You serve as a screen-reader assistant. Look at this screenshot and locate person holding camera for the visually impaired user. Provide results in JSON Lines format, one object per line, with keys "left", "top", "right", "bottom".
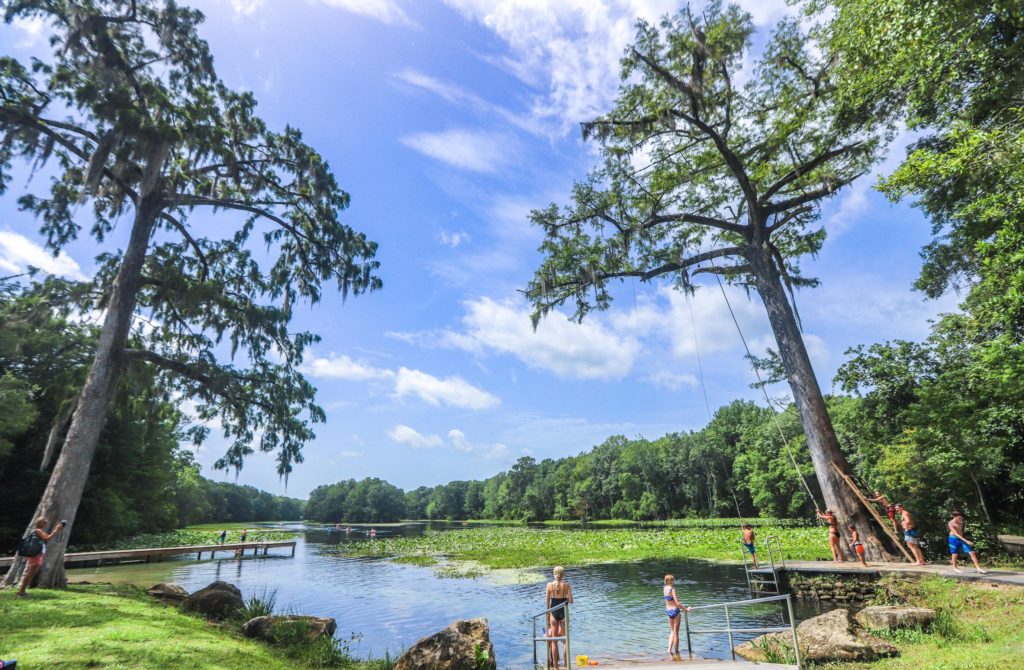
{"left": 16, "top": 517, "right": 67, "bottom": 597}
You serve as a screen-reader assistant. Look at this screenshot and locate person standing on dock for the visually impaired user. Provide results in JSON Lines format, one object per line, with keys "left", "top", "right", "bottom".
{"left": 545, "top": 566, "right": 573, "bottom": 669}
{"left": 218, "top": 529, "right": 227, "bottom": 545}
{"left": 867, "top": 490, "right": 901, "bottom": 535}
{"left": 742, "top": 524, "right": 759, "bottom": 568}
{"left": 817, "top": 510, "right": 845, "bottom": 563}
{"left": 847, "top": 525, "right": 868, "bottom": 567}
{"left": 663, "top": 574, "right": 691, "bottom": 656}
{"left": 948, "top": 511, "right": 987, "bottom": 574}
{"left": 894, "top": 504, "right": 926, "bottom": 566}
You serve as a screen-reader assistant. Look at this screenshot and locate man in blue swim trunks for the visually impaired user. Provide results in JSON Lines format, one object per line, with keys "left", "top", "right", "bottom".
{"left": 895, "top": 504, "right": 926, "bottom": 566}
{"left": 948, "top": 510, "right": 987, "bottom": 573}
{"left": 742, "top": 524, "right": 759, "bottom": 568}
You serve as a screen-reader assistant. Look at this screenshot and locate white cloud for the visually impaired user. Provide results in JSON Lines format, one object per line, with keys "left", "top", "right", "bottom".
{"left": 0, "top": 231, "right": 87, "bottom": 280}
{"left": 645, "top": 370, "right": 699, "bottom": 390}
{"left": 393, "top": 367, "right": 500, "bottom": 409}
{"left": 450, "top": 297, "right": 640, "bottom": 379}
{"left": 318, "top": 0, "right": 412, "bottom": 25}
{"left": 227, "top": 0, "right": 264, "bottom": 15}
{"left": 448, "top": 428, "right": 508, "bottom": 459}
{"left": 388, "top": 424, "right": 444, "bottom": 448}
{"left": 438, "top": 230, "right": 471, "bottom": 248}
{"left": 400, "top": 130, "right": 516, "bottom": 173}
{"left": 302, "top": 354, "right": 395, "bottom": 381}
{"left": 442, "top": 1, "right": 797, "bottom": 132}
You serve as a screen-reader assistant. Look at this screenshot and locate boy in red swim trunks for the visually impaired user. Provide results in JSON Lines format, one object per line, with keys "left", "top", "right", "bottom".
{"left": 847, "top": 525, "right": 868, "bottom": 567}
{"left": 866, "top": 490, "right": 900, "bottom": 534}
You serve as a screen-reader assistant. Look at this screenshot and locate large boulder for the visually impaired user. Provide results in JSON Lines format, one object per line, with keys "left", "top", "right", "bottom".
{"left": 855, "top": 606, "right": 936, "bottom": 631}
{"left": 145, "top": 582, "right": 189, "bottom": 604}
{"left": 394, "top": 619, "right": 496, "bottom": 670}
{"left": 183, "top": 581, "right": 244, "bottom": 619}
{"left": 735, "top": 608, "right": 897, "bottom": 663}
{"left": 242, "top": 615, "right": 337, "bottom": 643}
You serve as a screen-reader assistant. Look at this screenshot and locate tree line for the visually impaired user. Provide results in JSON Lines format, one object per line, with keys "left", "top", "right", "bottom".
{"left": 0, "top": 281, "right": 303, "bottom": 550}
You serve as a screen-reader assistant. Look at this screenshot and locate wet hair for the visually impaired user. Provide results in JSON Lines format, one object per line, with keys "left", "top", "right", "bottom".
{"left": 553, "top": 566, "right": 564, "bottom": 582}
{"left": 847, "top": 525, "right": 856, "bottom": 531}
{"left": 34, "top": 517, "right": 47, "bottom": 529}
{"left": 664, "top": 574, "right": 674, "bottom": 585}
{"left": 826, "top": 510, "right": 835, "bottom": 516}
{"left": 742, "top": 523, "right": 753, "bottom": 529}
{"left": 873, "top": 490, "right": 882, "bottom": 496}
{"left": 952, "top": 510, "right": 963, "bottom": 517}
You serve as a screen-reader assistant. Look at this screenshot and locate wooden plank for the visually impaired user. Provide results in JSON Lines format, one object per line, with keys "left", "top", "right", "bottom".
{"left": 829, "top": 462, "right": 914, "bottom": 563}
{"left": 0, "top": 541, "right": 296, "bottom": 569}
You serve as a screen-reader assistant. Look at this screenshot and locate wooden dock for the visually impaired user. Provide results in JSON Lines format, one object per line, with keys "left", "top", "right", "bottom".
{"left": 749, "top": 560, "right": 1024, "bottom": 587}
{"left": 0, "top": 540, "right": 297, "bottom": 569}
{"left": 580, "top": 659, "right": 796, "bottom": 669}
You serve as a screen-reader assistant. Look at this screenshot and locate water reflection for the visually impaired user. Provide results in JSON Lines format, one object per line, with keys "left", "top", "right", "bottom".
{"left": 68, "top": 522, "right": 832, "bottom": 667}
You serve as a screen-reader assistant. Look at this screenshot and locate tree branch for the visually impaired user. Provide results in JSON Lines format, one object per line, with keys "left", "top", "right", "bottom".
{"left": 764, "top": 172, "right": 865, "bottom": 214}
{"left": 760, "top": 142, "right": 864, "bottom": 203}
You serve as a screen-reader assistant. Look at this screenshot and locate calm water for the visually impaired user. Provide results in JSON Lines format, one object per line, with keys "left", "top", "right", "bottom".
{"left": 68, "top": 523, "right": 830, "bottom": 667}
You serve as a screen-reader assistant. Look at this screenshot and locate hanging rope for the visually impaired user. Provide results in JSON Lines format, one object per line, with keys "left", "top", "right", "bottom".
{"left": 706, "top": 258, "right": 822, "bottom": 512}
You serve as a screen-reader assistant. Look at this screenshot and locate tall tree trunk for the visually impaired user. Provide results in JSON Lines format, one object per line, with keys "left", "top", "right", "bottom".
{"left": 1, "top": 192, "right": 162, "bottom": 589}
{"left": 747, "top": 240, "right": 901, "bottom": 561}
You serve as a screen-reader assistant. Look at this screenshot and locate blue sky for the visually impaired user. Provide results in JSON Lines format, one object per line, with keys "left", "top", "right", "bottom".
{"left": 0, "top": 0, "right": 956, "bottom": 498}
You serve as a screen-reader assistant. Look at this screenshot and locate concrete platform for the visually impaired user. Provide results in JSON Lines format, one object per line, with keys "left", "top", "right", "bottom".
{"left": 749, "top": 561, "right": 1024, "bottom": 587}
{"left": 564, "top": 659, "right": 796, "bottom": 669}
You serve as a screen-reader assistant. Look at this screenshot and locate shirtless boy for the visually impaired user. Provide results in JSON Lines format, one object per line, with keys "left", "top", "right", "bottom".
{"left": 866, "top": 490, "right": 900, "bottom": 534}
{"left": 895, "top": 504, "right": 926, "bottom": 566}
{"left": 742, "top": 524, "right": 759, "bottom": 568}
{"left": 948, "top": 510, "right": 986, "bottom": 573}
{"left": 847, "top": 525, "right": 868, "bottom": 567}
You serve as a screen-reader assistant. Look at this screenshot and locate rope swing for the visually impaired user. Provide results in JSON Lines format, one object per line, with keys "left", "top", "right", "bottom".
{"left": 701, "top": 258, "right": 823, "bottom": 513}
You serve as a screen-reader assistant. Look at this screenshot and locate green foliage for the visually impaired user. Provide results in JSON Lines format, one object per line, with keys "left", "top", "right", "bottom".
{"left": 238, "top": 587, "right": 278, "bottom": 621}
{"left": 0, "top": 0, "right": 381, "bottom": 478}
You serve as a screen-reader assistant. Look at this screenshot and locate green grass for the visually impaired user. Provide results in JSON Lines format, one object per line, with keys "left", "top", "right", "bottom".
{"left": 811, "top": 577, "right": 1024, "bottom": 670}
{"left": 329, "top": 524, "right": 827, "bottom": 569}
{"left": 0, "top": 584, "right": 391, "bottom": 669}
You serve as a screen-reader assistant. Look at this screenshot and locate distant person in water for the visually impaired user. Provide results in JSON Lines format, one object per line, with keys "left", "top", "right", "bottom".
{"left": 895, "top": 504, "right": 926, "bottom": 566}
{"left": 817, "top": 509, "right": 844, "bottom": 562}
{"left": 663, "top": 574, "right": 691, "bottom": 656}
{"left": 218, "top": 529, "right": 227, "bottom": 544}
{"left": 847, "top": 525, "right": 868, "bottom": 567}
{"left": 948, "top": 510, "right": 986, "bottom": 573}
{"left": 867, "top": 490, "right": 900, "bottom": 535}
{"left": 741, "top": 524, "right": 759, "bottom": 568}
{"left": 545, "top": 566, "right": 573, "bottom": 668}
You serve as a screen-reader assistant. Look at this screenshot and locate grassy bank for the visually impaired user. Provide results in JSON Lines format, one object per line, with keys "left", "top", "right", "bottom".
{"left": 816, "top": 577, "right": 1024, "bottom": 670}
{"left": 331, "top": 524, "right": 827, "bottom": 568}
{"left": 0, "top": 584, "right": 389, "bottom": 669}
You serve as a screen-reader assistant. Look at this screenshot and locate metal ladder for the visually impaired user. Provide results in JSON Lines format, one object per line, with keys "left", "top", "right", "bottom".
{"left": 531, "top": 602, "right": 570, "bottom": 670}
{"left": 683, "top": 593, "right": 802, "bottom": 668}
{"left": 741, "top": 534, "right": 786, "bottom": 596}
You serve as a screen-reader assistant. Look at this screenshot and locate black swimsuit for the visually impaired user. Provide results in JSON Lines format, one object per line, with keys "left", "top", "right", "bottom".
{"left": 549, "top": 596, "right": 568, "bottom": 621}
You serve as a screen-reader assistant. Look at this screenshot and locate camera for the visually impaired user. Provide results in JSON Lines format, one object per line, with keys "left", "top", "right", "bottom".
{"left": 60, "top": 520, "right": 68, "bottom": 527}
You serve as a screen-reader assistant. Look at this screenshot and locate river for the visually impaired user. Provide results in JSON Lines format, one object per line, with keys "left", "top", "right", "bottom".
{"left": 68, "top": 522, "right": 831, "bottom": 667}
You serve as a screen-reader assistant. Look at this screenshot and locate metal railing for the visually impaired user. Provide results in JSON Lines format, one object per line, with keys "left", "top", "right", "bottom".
{"left": 531, "top": 602, "right": 570, "bottom": 670}
{"left": 683, "top": 593, "right": 801, "bottom": 668}
{"left": 741, "top": 535, "right": 786, "bottom": 596}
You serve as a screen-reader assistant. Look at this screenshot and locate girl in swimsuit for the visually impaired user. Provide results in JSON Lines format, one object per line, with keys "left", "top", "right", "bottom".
{"left": 546, "top": 566, "right": 573, "bottom": 668}
{"left": 663, "top": 574, "right": 690, "bottom": 655}
{"left": 816, "top": 509, "right": 844, "bottom": 563}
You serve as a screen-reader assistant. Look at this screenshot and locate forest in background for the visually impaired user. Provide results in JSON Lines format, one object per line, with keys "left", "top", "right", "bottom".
{"left": 0, "top": 279, "right": 303, "bottom": 550}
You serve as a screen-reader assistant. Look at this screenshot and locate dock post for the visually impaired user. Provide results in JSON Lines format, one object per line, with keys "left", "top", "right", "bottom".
{"left": 211, "top": 550, "right": 216, "bottom": 559}
{"left": 291, "top": 543, "right": 295, "bottom": 557}
{"left": 197, "top": 551, "right": 202, "bottom": 560}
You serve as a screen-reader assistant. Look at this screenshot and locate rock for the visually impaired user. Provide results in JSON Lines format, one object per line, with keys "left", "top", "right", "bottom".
{"left": 146, "top": 582, "right": 189, "bottom": 603}
{"left": 855, "top": 606, "right": 936, "bottom": 631}
{"left": 183, "top": 581, "right": 244, "bottom": 619}
{"left": 242, "top": 615, "right": 337, "bottom": 643}
{"left": 394, "top": 618, "right": 496, "bottom": 670}
{"left": 735, "top": 609, "right": 898, "bottom": 663}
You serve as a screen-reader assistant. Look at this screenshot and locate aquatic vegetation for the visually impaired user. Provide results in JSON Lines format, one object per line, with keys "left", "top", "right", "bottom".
{"left": 328, "top": 524, "right": 828, "bottom": 569}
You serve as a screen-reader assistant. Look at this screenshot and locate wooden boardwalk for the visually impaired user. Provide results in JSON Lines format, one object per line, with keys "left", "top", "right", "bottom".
{"left": 573, "top": 659, "right": 796, "bottom": 669}
{"left": 0, "top": 540, "right": 297, "bottom": 569}
{"left": 749, "top": 560, "right": 1024, "bottom": 587}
